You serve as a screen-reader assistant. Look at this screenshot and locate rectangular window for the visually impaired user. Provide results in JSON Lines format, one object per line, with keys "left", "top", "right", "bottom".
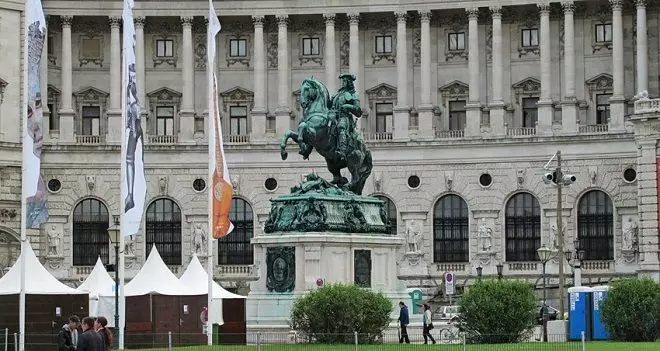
{"left": 449, "top": 100, "right": 466, "bottom": 131}
{"left": 375, "top": 35, "right": 393, "bottom": 54}
{"left": 448, "top": 32, "right": 466, "bottom": 51}
{"left": 81, "top": 38, "right": 102, "bottom": 59}
{"left": 375, "top": 103, "right": 393, "bottom": 133}
{"left": 521, "top": 28, "right": 539, "bottom": 47}
{"left": 230, "top": 106, "right": 248, "bottom": 135}
{"left": 302, "top": 37, "right": 320, "bottom": 56}
{"left": 81, "top": 106, "right": 100, "bottom": 136}
{"left": 595, "top": 23, "right": 612, "bottom": 43}
{"left": 596, "top": 94, "right": 611, "bottom": 125}
{"left": 47, "top": 35, "right": 55, "bottom": 55}
{"left": 156, "top": 106, "right": 175, "bottom": 136}
{"left": 156, "top": 39, "right": 174, "bottom": 57}
{"left": 229, "top": 39, "right": 247, "bottom": 57}
{"left": 47, "top": 103, "right": 59, "bottom": 131}
{"left": 522, "top": 97, "right": 539, "bottom": 128}
{"left": 354, "top": 250, "right": 371, "bottom": 288}
{"left": 194, "top": 116, "right": 205, "bottom": 134}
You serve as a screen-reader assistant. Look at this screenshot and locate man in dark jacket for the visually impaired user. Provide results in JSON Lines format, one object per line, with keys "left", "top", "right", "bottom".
{"left": 398, "top": 301, "right": 410, "bottom": 344}
{"left": 77, "top": 317, "right": 102, "bottom": 351}
{"left": 57, "top": 315, "right": 80, "bottom": 351}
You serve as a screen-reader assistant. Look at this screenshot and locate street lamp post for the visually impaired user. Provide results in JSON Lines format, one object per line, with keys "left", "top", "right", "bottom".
{"left": 537, "top": 245, "right": 554, "bottom": 343}
{"left": 476, "top": 266, "right": 483, "bottom": 279}
{"left": 107, "top": 215, "right": 120, "bottom": 345}
{"left": 496, "top": 263, "right": 503, "bottom": 280}
{"left": 564, "top": 239, "right": 585, "bottom": 288}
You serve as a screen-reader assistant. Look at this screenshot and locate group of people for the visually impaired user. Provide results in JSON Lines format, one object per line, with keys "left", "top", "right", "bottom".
{"left": 57, "top": 315, "right": 112, "bottom": 351}
{"left": 398, "top": 302, "right": 437, "bottom": 344}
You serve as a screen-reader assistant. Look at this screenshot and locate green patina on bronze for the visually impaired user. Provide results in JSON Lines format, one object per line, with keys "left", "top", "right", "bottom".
{"left": 266, "top": 246, "right": 296, "bottom": 293}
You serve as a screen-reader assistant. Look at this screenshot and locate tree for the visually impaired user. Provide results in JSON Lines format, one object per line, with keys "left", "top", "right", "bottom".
{"left": 290, "top": 283, "right": 392, "bottom": 343}
{"left": 456, "top": 279, "right": 536, "bottom": 343}
{"left": 600, "top": 278, "right": 660, "bottom": 342}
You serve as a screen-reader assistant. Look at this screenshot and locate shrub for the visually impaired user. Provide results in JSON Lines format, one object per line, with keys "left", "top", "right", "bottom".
{"left": 456, "top": 279, "right": 536, "bottom": 343}
{"left": 600, "top": 278, "right": 660, "bottom": 342}
{"left": 290, "top": 283, "right": 392, "bottom": 343}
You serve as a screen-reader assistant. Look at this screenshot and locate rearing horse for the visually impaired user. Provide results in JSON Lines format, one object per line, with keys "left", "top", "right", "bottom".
{"left": 280, "top": 78, "right": 372, "bottom": 195}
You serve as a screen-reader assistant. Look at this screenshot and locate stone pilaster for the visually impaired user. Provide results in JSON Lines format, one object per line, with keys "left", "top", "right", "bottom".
{"left": 251, "top": 15, "right": 267, "bottom": 143}
{"left": 41, "top": 24, "right": 50, "bottom": 139}
{"left": 636, "top": 0, "right": 648, "bottom": 94}
{"left": 609, "top": 0, "right": 626, "bottom": 131}
{"left": 323, "top": 14, "right": 337, "bottom": 94}
{"left": 417, "top": 10, "right": 434, "bottom": 139}
{"left": 275, "top": 15, "right": 290, "bottom": 135}
{"left": 537, "top": 3, "right": 553, "bottom": 136}
{"left": 562, "top": 1, "right": 578, "bottom": 134}
{"left": 59, "top": 15, "right": 75, "bottom": 143}
{"left": 465, "top": 8, "right": 481, "bottom": 137}
{"left": 393, "top": 11, "right": 409, "bottom": 141}
{"left": 489, "top": 6, "right": 505, "bottom": 136}
{"left": 180, "top": 16, "right": 196, "bottom": 143}
{"left": 135, "top": 17, "right": 146, "bottom": 113}
{"left": 348, "top": 12, "right": 361, "bottom": 131}
{"left": 107, "top": 17, "right": 122, "bottom": 143}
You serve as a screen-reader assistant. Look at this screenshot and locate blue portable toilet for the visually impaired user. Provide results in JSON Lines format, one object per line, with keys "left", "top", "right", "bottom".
{"left": 591, "top": 285, "right": 610, "bottom": 340}
{"left": 568, "top": 286, "right": 593, "bottom": 341}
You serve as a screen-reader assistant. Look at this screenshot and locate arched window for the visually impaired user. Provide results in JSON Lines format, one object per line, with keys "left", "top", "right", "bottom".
{"left": 146, "top": 198, "right": 182, "bottom": 266}
{"left": 433, "top": 194, "right": 469, "bottom": 263}
{"left": 0, "top": 231, "right": 20, "bottom": 274}
{"left": 373, "top": 195, "right": 397, "bottom": 235}
{"left": 218, "top": 197, "right": 254, "bottom": 265}
{"left": 73, "top": 198, "right": 109, "bottom": 266}
{"left": 505, "top": 192, "right": 541, "bottom": 262}
{"left": 577, "top": 190, "right": 614, "bottom": 261}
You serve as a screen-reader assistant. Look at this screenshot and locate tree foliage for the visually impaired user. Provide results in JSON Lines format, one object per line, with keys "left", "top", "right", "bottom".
{"left": 600, "top": 278, "right": 660, "bottom": 342}
{"left": 290, "top": 283, "right": 392, "bottom": 343}
{"left": 456, "top": 279, "right": 536, "bottom": 343}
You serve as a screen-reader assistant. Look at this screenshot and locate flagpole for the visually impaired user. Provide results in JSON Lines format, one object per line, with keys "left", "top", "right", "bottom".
{"left": 206, "top": 18, "right": 214, "bottom": 347}
{"left": 119, "top": 35, "right": 127, "bottom": 351}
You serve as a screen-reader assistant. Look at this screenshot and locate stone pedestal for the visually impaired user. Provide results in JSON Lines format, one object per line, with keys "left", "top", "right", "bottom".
{"left": 106, "top": 110, "right": 122, "bottom": 143}
{"left": 392, "top": 106, "right": 410, "bottom": 141}
{"left": 59, "top": 110, "right": 75, "bottom": 142}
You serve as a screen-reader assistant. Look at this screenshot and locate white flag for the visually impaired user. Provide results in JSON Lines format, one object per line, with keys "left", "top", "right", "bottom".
{"left": 121, "top": 0, "right": 146, "bottom": 236}
{"left": 208, "top": 0, "right": 234, "bottom": 239}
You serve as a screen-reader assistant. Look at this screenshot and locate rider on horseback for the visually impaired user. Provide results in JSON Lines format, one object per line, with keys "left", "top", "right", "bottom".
{"left": 329, "top": 73, "right": 362, "bottom": 162}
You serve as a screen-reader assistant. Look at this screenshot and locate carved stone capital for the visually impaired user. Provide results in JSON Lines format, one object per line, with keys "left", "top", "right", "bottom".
{"left": 323, "top": 13, "right": 336, "bottom": 26}
{"left": 276, "top": 14, "right": 289, "bottom": 27}
{"left": 418, "top": 10, "right": 431, "bottom": 23}
{"left": 636, "top": 0, "right": 647, "bottom": 8}
{"left": 609, "top": 0, "right": 624, "bottom": 10}
{"left": 109, "top": 17, "right": 122, "bottom": 28}
{"left": 466, "top": 7, "right": 480, "bottom": 20}
{"left": 490, "top": 6, "right": 502, "bottom": 19}
{"left": 347, "top": 12, "right": 360, "bottom": 25}
{"left": 134, "top": 16, "right": 146, "bottom": 28}
{"left": 61, "top": 15, "right": 73, "bottom": 27}
{"left": 394, "top": 11, "right": 408, "bottom": 23}
{"left": 561, "top": 1, "right": 575, "bottom": 13}
{"left": 252, "top": 15, "right": 264, "bottom": 27}
{"left": 181, "top": 16, "right": 194, "bottom": 27}
{"left": 538, "top": 2, "right": 551, "bottom": 15}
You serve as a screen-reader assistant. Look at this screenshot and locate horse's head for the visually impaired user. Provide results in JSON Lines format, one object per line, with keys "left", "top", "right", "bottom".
{"left": 300, "top": 78, "right": 329, "bottom": 112}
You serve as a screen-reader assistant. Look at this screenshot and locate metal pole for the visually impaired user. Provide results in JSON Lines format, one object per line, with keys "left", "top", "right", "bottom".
{"left": 4, "top": 328, "right": 7, "bottom": 351}
{"left": 556, "top": 150, "right": 566, "bottom": 320}
{"left": 114, "top": 242, "right": 119, "bottom": 348}
{"left": 168, "top": 331, "right": 172, "bottom": 351}
{"left": 12, "top": 333, "right": 16, "bottom": 351}
{"left": 581, "top": 331, "right": 586, "bottom": 351}
{"left": 542, "top": 261, "right": 548, "bottom": 343}
{"left": 354, "top": 331, "right": 358, "bottom": 351}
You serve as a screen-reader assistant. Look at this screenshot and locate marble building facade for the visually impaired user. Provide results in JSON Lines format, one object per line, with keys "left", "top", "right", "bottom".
{"left": 0, "top": 0, "right": 659, "bottom": 299}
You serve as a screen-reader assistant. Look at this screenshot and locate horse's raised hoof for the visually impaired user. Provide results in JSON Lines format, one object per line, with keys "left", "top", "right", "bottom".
{"left": 280, "top": 151, "right": 288, "bottom": 160}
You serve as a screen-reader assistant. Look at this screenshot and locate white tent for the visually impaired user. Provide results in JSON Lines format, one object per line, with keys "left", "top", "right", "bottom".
{"left": 125, "top": 245, "right": 197, "bottom": 296}
{"left": 0, "top": 243, "right": 85, "bottom": 295}
{"left": 179, "top": 255, "right": 246, "bottom": 325}
{"left": 78, "top": 258, "right": 116, "bottom": 326}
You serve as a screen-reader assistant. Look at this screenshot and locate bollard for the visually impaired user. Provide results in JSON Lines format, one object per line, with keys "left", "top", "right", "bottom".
{"left": 581, "top": 331, "right": 586, "bottom": 351}
{"left": 256, "top": 331, "right": 261, "bottom": 351}
{"left": 168, "top": 331, "right": 172, "bottom": 351}
{"left": 462, "top": 333, "right": 466, "bottom": 351}
{"left": 353, "top": 331, "right": 358, "bottom": 351}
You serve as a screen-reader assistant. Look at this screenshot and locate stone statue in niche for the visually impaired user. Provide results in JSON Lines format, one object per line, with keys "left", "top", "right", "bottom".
{"left": 622, "top": 216, "right": 638, "bottom": 251}
{"left": 124, "top": 235, "right": 136, "bottom": 256}
{"left": 191, "top": 222, "right": 208, "bottom": 256}
{"left": 86, "top": 176, "right": 95, "bottom": 193}
{"left": 159, "top": 176, "right": 168, "bottom": 195}
{"left": 478, "top": 218, "right": 492, "bottom": 252}
{"left": 406, "top": 220, "right": 421, "bottom": 253}
{"left": 46, "top": 224, "right": 61, "bottom": 256}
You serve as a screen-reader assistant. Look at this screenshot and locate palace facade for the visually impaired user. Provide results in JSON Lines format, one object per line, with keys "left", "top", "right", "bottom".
{"left": 0, "top": 0, "right": 659, "bottom": 301}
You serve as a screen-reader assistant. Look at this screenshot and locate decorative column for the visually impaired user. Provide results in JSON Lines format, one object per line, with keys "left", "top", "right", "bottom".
{"left": 562, "top": 2, "right": 578, "bottom": 133}
{"left": 41, "top": 23, "right": 50, "bottom": 138}
{"left": 58, "top": 15, "right": 75, "bottom": 142}
{"left": 324, "top": 14, "right": 337, "bottom": 93}
{"left": 489, "top": 6, "right": 505, "bottom": 136}
{"left": 107, "top": 17, "right": 122, "bottom": 143}
{"left": 609, "top": 0, "right": 625, "bottom": 131}
{"left": 275, "top": 15, "right": 290, "bottom": 135}
{"left": 179, "top": 16, "right": 195, "bottom": 143}
{"left": 537, "top": 3, "right": 553, "bottom": 136}
{"left": 348, "top": 12, "right": 362, "bottom": 131}
{"left": 393, "top": 11, "right": 409, "bottom": 141}
{"left": 465, "top": 7, "right": 481, "bottom": 137}
{"left": 417, "top": 10, "right": 434, "bottom": 139}
{"left": 251, "top": 15, "right": 267, "bottom": 143}
{"left": 636, "top": 0, "right": 648, "bottom": 94}
{"left": 135, "top": 17, "right": 147, "bottom": 114}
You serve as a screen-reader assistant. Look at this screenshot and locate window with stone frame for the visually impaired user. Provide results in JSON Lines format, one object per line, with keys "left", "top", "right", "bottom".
{"left": 522, "top": 97, "right": 539, "bottom": 128}
{"left": 73, "top": 198, "right": 109, "bottom": 266}
{"left": 596, "top": 94, "right": 611, "bottom": 125}
{"left": 218, "top": 197, "right": 254, "bottom": 265}
{"left": 301, "top": 37, "right": 320, "bottom": 56}
{"left": 152, "top": 35, "right": 178, "bottom": 67}
{"left": 156, "top": 39, "right": 174, "bottom": 57}
{"left": 47, "top": 34, "right": 56, "bottom": 66}
{"left": 521, "top": 28, "right": 539, "bottom": 48}
{"left": 595, "top": 23, "right": 612, "bottom": 43}
{"left": 296, "top": 19, "right": 324, "bottom": 66}
{"left": 145, "top": 198, "right": 182, "bottom": 266}
{"left": 365, "top": 83, "right": 397, "bottom": 137}
{"left": 81, "top": 106, "right": 101, "bottom": 136}
{"left": 433, "top": 194, "right": 469, "bottom": 263}
{"left": 505, "top": 192, "right": 541, "bottom": 262}
{"left": 220, "top": 87, "right": 254, "bottom": 137}
{"left": 79, "top": 36, "right": 104, "bottom": 67}
{"left": 516, "top": 12, "right": 540, "bottom": 58}
{"left": 375, "top": 103, "right": 393, "bottom": 134}
{"left": 443, "top": 13, "right": 468, "bottom": 61}
{"left": 449, "top": 100, "right": 466, "bottom": 131}
{"left": 224, "top": 20, "right": 252, "bottom": 67}
{"left": 47, "top": 85, "right": 61, "bottom": 131}
{"left": 229, "top": 106, "right": 248, "bottom": 135}
{"left": 577, "top": 190, "right": 614, "bottom": 261}
{"left": 73, "top": 86, "right": 109, "bottom": 137}
{"left": 229, "top": 38, "right": 247, "bottom": 58}
{"left": 370, "top": 17, "right": 396, "bottom": 64}
{"left": 448, "top": 32, "right": 466, "bottom": 51}
{"left": 585, "top": 73, "right": 613, "bottom": 125}
{"left": 374, "top": 35, "right": 393, "bottom": 54}
{"left": 155, "top": 106, "right": 175, "bottom": 136}
{"left": 194, "top": 114, "right": 205, "bottom": 135}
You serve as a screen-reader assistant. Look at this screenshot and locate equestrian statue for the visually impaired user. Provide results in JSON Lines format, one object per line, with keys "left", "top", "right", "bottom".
{"left": 280, "top": 73, "right": 372, "bottom": 195}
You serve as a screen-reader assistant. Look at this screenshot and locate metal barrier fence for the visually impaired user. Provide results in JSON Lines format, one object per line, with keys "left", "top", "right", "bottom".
{"left": 5, "top": 330, "right": 587, "bottom": 351}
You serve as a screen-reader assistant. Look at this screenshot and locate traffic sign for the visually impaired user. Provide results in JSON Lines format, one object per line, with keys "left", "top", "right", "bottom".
{"left": 445, "top": 272, "right": 455, "bottom": 295}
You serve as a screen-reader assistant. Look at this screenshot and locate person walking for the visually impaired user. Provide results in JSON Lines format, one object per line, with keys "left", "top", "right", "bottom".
{"left": 94, "top": 316, "right": 112, "bottom": 351}
{"left": 77, "top": 317, "right": 101, "bottom": 351}
{"left": 57, "top": 315, "right": 80, "bottom": 351}
{"left": 397, "top": 301, "right": 410, "bottom": 344}
{"left": 422, "top": 303, "right": 436, "bottom": 344}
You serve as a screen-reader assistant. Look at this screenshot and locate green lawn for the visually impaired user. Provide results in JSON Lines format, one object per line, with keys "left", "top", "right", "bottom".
{"left": 132, "top": 342, "right": 660, "bottom": 351}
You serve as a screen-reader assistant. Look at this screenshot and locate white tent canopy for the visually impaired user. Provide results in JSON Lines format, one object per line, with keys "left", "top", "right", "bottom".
{"left": 125, "top": 246, "right": 198, "bottom": 296}
{"left": 78, "top": 257, "right": 116, "bottom": 326}
{"left": 179, "top": 255, "right": 246, "bottom": 299}
{"left": 0, "top": 243, "right": 85, "bottom": 295}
